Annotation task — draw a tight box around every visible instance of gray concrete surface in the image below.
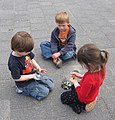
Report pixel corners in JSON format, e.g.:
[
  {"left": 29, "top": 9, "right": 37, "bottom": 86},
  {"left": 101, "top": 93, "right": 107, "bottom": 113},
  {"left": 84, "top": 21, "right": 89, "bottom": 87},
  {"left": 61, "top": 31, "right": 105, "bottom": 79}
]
[{"left": 0, "top": 0, "right": 115, "bottom": 120}]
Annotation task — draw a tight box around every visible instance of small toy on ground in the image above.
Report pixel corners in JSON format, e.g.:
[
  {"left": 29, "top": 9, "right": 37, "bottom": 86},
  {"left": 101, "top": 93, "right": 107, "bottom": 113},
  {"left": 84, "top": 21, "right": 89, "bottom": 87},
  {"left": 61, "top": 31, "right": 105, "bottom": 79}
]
[
  {"left": 61, "top": 80, "right": 72, "bottom": 90},
  {"left": 61, "top": 70, "right": 80, "bottom": 90}
]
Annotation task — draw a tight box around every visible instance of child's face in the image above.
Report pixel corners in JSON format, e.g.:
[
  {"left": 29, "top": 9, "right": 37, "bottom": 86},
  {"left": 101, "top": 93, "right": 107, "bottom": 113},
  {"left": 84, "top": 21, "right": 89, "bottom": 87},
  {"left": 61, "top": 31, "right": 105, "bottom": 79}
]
[
  {"left": 57, "top": 22, "right": 69, "bottom": 32},
  {"left": 16, "top": 51, "right": 30, "bottom": 56}
]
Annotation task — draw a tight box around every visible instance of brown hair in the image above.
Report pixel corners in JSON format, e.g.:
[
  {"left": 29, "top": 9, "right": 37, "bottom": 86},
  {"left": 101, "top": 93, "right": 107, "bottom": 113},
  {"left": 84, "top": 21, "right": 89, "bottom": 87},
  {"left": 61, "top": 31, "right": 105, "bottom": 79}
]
[
  {"left": 55, "top": 11, "right": 69, "bottom": 24},
  {"left": 11, "top": 31, "right": 34, "bottom": 52},
  {"left": 77, "top": 44, "right": 109, "bottom": 71}
]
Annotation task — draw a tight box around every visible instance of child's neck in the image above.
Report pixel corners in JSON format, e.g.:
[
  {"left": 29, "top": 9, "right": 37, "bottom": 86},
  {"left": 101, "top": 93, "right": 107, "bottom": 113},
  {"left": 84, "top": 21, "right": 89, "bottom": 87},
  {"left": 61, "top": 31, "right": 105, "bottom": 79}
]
[
  {"left": 90, "top": 67, "right": 101, "bottom": 73},
  {"left": 12, "top": 51, "right": 22, "bottom": 57}
]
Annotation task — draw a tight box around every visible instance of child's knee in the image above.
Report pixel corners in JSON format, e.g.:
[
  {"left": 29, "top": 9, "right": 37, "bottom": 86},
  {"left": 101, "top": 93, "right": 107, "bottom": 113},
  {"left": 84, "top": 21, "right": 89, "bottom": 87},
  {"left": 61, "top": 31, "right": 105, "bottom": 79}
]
[
  {"left": 40, "top": 41, "right": 46, "bottom": 46},
  {"left": 42, "top": 77, "right": 54, "bottom": 91},
  {"left": 41, "top": 87, "right": 49, "bottom": 96},
  {"left": 36, "top": 87, "right": 49, "bottom": 100},
  {"left": 60, "top": 93, "right": 66, "bottom": 103},
  {"left": 47, "top": 80, "right": 54, "bottom": 91},
  {"left": 40, "top": 41, "right": 50, "bottom": 47}
]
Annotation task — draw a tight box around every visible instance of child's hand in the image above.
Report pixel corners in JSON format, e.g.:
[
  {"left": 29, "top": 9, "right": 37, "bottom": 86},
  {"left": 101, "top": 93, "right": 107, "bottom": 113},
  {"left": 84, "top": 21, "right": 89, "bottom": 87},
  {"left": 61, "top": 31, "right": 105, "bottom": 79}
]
[
  {"left": 53, "top": 57, "right": 61, "bottom": 64},
  {"left": 33, "top": 73, "right": 41, "bottom": 80},
  {"left": 70, "top": 77, "right": 77, "bottom": 83},
  {"left": 52, "top": 52, "right": 60, "bottom": 59},
  {"left": 71, "top": 72, "right": 83, "bottom": 79},
  {"left": 53, "top": 58, "right": 58, "bottom": 64},
  {"left": 70, "top": 77, "right": 80, "bottom": 88},
  {"left": 40, "top": 69, "right": 47, "bottom": 74},
  {"left": 70, "top": 73, "right": 77, "bottom": 79}
]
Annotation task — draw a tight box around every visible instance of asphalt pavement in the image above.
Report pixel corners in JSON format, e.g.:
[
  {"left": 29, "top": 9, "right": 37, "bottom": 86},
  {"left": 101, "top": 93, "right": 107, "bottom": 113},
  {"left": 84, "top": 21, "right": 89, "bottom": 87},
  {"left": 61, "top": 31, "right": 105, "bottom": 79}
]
[{"left": 0, "top": 0, "right": 115, "bottom": 120}]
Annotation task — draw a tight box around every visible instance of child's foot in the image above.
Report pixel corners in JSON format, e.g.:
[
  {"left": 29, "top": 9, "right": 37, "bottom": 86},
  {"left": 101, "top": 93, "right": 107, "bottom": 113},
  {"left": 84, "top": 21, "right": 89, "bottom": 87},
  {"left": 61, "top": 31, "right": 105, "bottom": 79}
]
[
  {"left": 16, "top": 87, "right": 23, "bottom": 94},
  {"left": 55, "top": 59, "right": 62, "bottom": 68},
  {"left": 69, "top": 104, "right": 82, "bottom": 114},
  {"left": 85, "top": 97, "right": 97, "bottom": 112}
]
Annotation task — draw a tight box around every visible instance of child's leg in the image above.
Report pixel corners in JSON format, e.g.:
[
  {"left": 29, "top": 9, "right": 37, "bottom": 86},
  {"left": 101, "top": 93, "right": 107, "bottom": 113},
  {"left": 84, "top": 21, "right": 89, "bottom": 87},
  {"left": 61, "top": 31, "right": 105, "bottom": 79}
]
[
  {"left": 39, "top": 75, "right": 54, "bottom": 91},
  {"left": 61, "top": 90, "right": 74, "bottom": 104},
  {"left": 61, "top": 85, "right": 79, "bottom": 105},
  {"left": 40, "top": 41, "right": 52, "bottom": 59},
  {"left": 85, "top": 97, "right": 97, "bottom": 112},
  {"left": 60, "top": 51, "right": 76, "bottom": 61},
  {"left": 61, "top": 90, "right": 82, "bottom": 114},
  {"left": 21, "top": 81, "right": 50, "bottom": 100},
  {"left": 61, "top": 85, "right": 85, "bottom": 114}
]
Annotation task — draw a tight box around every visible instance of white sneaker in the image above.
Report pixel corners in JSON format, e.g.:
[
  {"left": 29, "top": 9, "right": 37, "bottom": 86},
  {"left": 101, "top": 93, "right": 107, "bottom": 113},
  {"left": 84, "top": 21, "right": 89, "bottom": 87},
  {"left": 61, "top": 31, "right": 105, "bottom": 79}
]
[{"left": 16, "top": 87, "right": 23, "bottom": 94}]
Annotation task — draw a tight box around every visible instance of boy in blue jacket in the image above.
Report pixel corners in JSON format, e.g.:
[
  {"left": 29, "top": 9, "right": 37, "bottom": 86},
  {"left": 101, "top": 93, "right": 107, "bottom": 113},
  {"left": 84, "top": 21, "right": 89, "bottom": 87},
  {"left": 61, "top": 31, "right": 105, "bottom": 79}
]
[{"left": 40, "top": 11, "right": 77, "bottom": 68}]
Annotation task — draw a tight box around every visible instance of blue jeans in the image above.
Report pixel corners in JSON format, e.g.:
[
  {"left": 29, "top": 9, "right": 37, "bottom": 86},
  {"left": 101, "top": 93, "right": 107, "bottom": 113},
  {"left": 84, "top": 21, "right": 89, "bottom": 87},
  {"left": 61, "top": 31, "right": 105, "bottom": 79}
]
[
  {"left": 40, "top": 41, "right": 76, "bottom": 60},
  {"left": 16, "top": 75, "right": 54, "bottom": 100}
]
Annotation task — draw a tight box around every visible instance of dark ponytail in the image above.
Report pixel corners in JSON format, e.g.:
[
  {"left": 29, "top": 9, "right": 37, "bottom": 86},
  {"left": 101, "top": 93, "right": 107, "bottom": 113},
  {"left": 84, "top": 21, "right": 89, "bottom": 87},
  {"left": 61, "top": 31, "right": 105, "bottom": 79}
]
[
  {"left": 100, "top": 50, "right": 109, "bottom": 69},
  {"left": 100, "top": 50, "right": 109, "bottom": 64}
]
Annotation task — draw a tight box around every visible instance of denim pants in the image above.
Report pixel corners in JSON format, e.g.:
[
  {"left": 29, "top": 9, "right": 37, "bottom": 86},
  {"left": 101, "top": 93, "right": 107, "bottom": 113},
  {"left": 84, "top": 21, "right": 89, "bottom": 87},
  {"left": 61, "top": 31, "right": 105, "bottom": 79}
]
[
  {"left": 40, "top": 41, "right": 76, "bottom": 60},
  {"left": 16, "top": 75, "right": 54, "bottom": 100}
]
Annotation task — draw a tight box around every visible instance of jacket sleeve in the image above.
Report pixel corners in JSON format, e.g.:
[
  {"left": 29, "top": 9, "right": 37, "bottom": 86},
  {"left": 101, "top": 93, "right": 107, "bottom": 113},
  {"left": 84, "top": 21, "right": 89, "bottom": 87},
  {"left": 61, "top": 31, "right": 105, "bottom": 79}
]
[
  {"left": 51, "top": 32, "right": 58, "bottom": 54},
  {"left": 60, "top": 33, "right": 76, "bottom": 55}
]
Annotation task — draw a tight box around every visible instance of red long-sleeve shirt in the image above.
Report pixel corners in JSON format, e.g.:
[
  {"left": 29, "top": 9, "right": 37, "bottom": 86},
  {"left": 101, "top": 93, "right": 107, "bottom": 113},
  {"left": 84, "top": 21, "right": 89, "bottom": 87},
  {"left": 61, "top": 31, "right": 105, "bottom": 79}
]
[{"left": 76, "top": 68, "right": 106, "bottom": 104}]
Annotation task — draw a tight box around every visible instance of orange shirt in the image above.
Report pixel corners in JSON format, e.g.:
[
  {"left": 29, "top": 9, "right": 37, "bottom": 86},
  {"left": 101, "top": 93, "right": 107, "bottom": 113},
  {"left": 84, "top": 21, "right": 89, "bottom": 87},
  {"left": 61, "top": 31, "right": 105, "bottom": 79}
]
[{"left": 58, "top": 26, "right": 70, "bottom": 46}]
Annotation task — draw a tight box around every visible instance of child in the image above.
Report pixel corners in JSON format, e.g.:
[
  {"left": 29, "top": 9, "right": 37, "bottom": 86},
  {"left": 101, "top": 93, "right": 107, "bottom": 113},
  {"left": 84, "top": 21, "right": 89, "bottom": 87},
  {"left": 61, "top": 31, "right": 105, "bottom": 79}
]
[
  {"left": 8, "top": 31, "right": 54, "bottom": 100},
  {"left": 60, "top": 43, "right": 109, "bottom": 114},
  {"left": 40, "top": 11, "right": 77, "bottom": 68}
]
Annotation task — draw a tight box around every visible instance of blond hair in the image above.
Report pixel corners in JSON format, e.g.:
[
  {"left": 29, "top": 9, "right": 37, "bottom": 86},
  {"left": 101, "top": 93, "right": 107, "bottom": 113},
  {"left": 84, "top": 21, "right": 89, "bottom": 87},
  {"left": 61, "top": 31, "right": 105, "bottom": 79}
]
[{"left": 55, "top": 11, "right": 69, "bottom": 24}]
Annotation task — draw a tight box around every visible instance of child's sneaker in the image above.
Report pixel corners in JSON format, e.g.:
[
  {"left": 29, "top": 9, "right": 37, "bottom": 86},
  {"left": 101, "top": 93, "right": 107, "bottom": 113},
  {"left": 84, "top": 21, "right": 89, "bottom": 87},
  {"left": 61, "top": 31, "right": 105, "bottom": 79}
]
[
  {"left": 56, "top": 59, "right": 62, "bottom": 68},
  {"left": 16, "top": 87, "right": 23, "bottom": 94}
]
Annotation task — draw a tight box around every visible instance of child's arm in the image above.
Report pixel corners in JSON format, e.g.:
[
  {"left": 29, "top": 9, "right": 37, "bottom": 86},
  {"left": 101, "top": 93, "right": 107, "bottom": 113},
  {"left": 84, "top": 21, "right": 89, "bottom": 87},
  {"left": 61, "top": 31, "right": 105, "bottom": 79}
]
[
  {"left": 71, "top": 72, "right": 84, "bottom": 79},
  {"left": 70, "top": 77, "right": 80, "bottom": 88},
  {"left": 52, "top": 52, "right": 61, "bottom": 59},
  {"left": 50, "top": 31, "right": 59, "bottom": 54},
  {"left": 31, "top": 59, "right": 42, "bottom": 71},
  {"left": 15, "top": 73, "right": 39, "bottom": 81},
  {"left": 31, "top": 59, "right": 46, "bottom": 73}
]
